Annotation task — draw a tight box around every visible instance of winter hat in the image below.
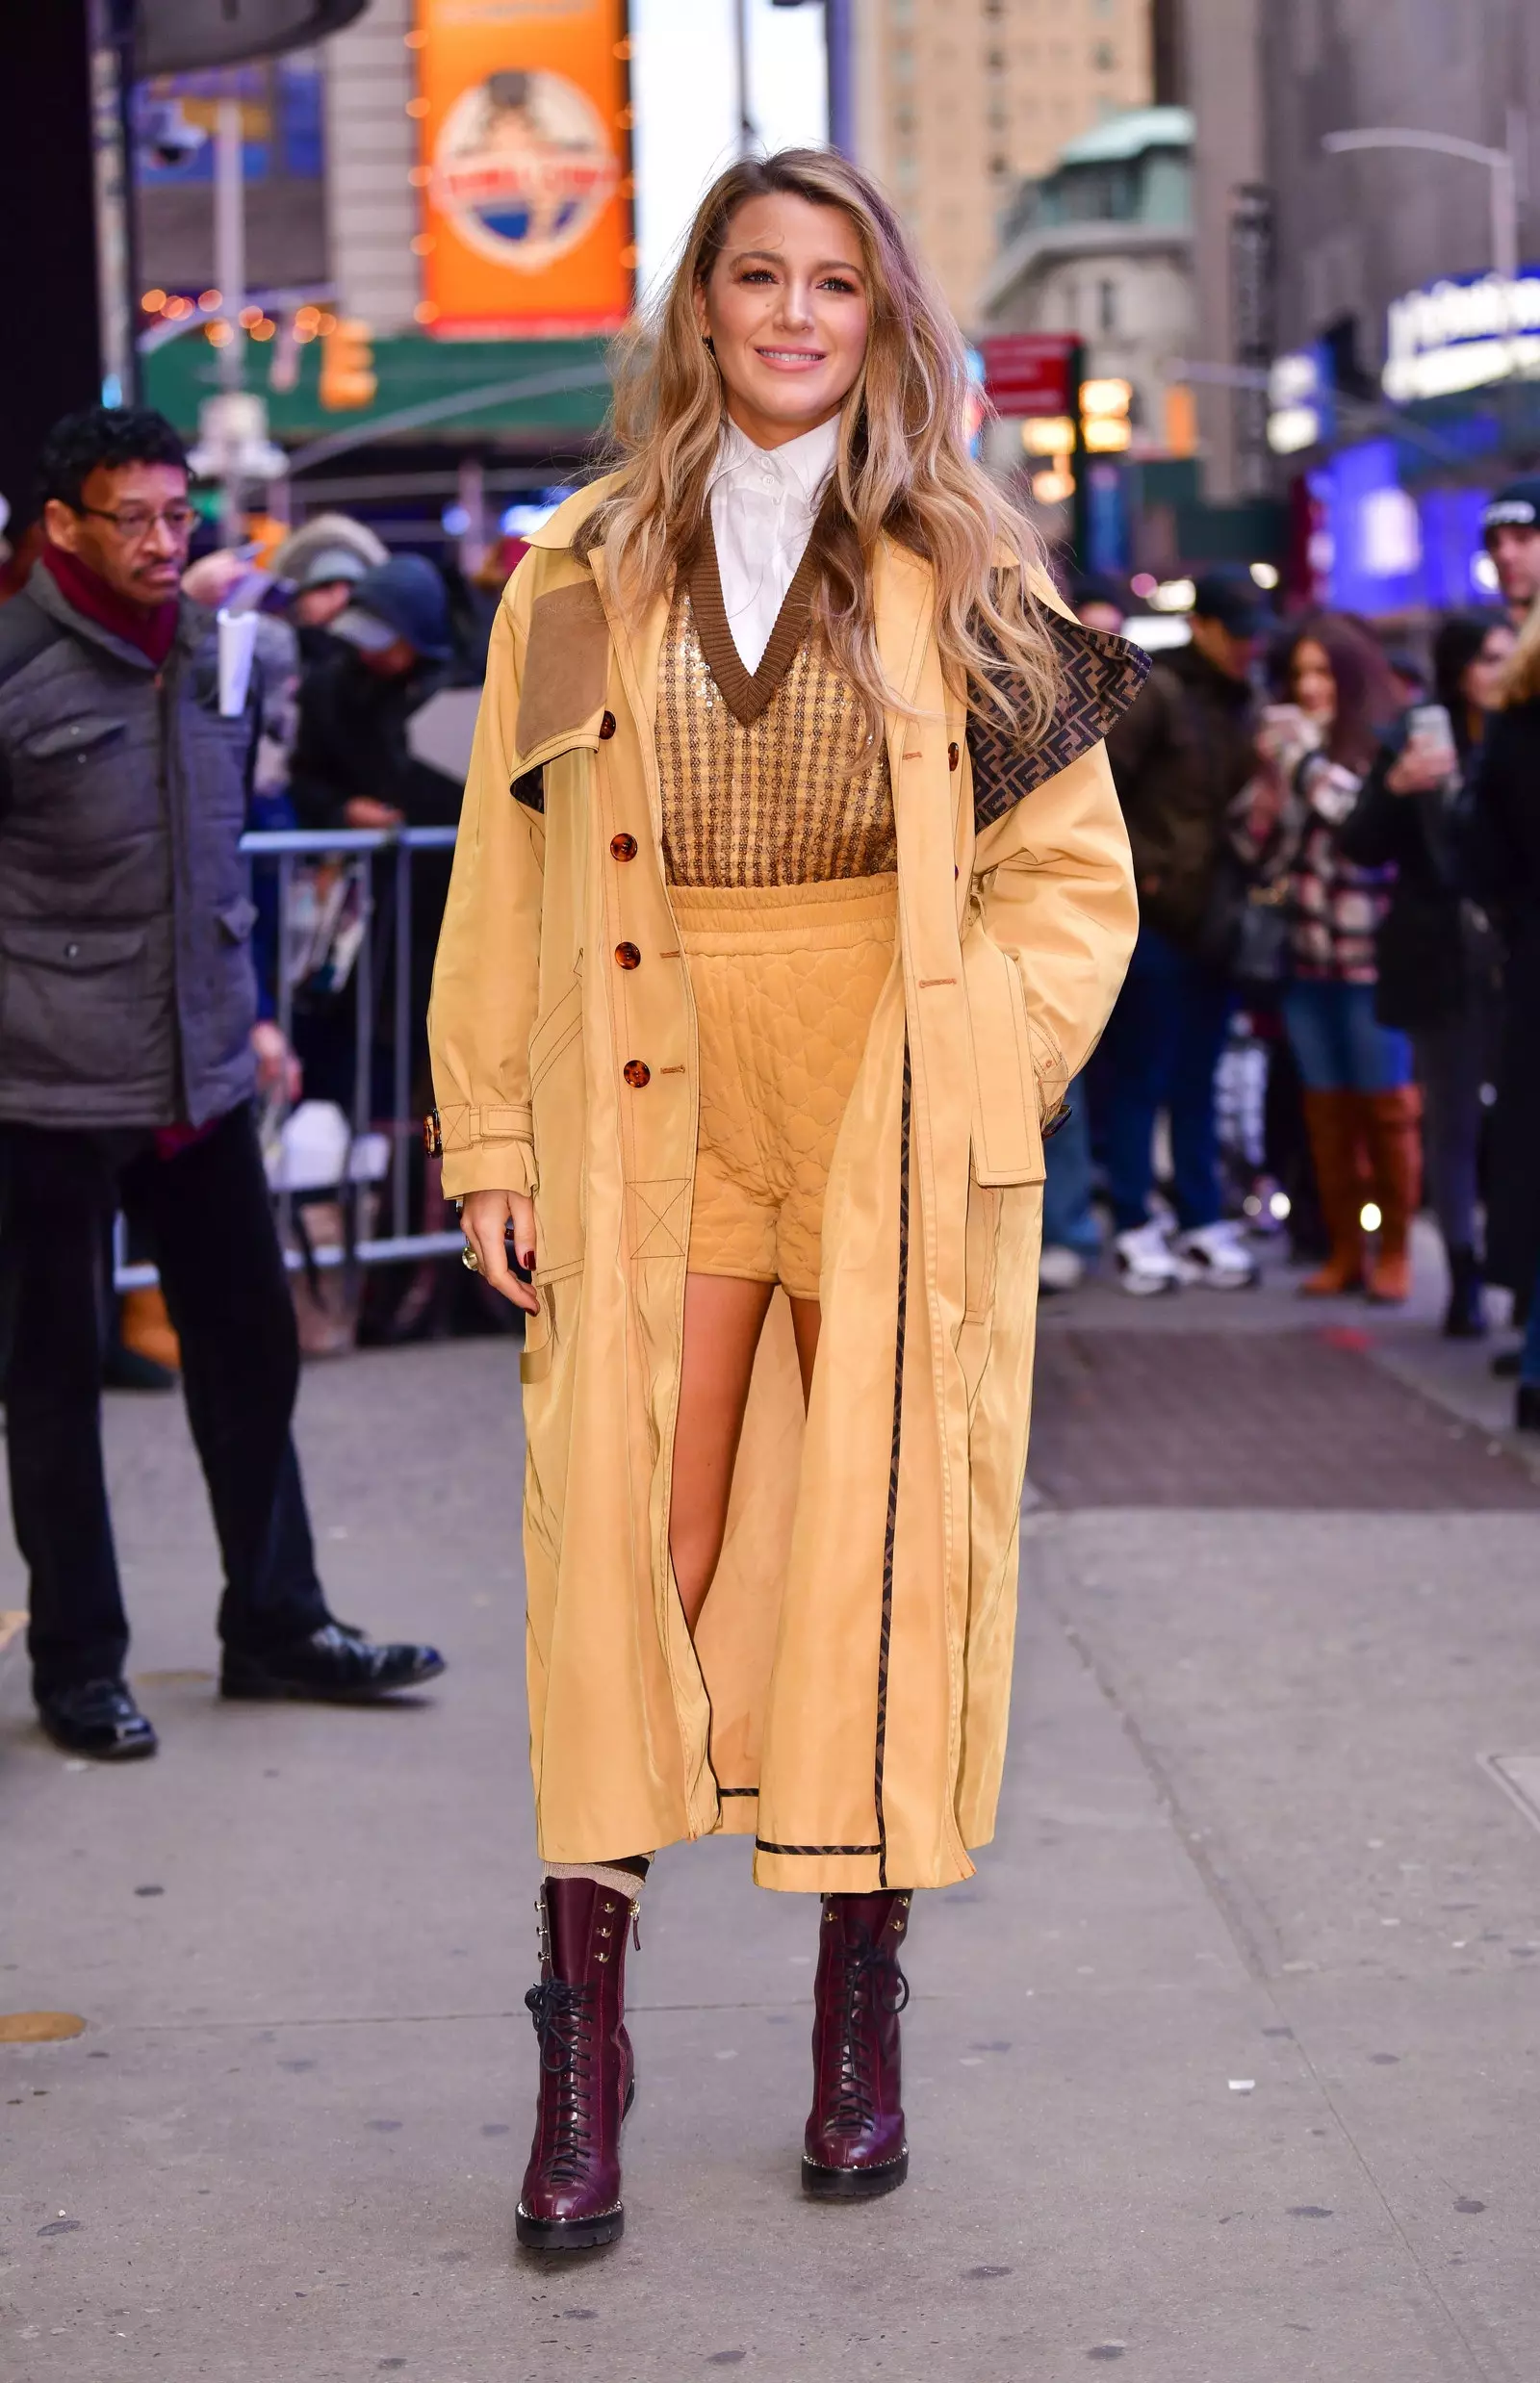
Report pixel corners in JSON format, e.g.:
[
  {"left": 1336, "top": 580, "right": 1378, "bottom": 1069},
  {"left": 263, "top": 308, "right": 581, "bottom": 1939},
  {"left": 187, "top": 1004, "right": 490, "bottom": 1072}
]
[
  {"left": 272, "top": 511, "right": 388, "bottom": 592},
  {"left": 331, "top": 554, "right": 453, "bottom": 663},
  {"left": 1481, "top": 476, "right": 1540, "bottom": 535}
]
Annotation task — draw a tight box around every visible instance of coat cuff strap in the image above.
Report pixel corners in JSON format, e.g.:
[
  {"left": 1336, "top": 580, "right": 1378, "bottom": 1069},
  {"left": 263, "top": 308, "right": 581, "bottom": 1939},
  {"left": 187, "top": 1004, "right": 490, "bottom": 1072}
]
[{"left": 426, "top": 1104, "right": 538, "bottom": 1199}]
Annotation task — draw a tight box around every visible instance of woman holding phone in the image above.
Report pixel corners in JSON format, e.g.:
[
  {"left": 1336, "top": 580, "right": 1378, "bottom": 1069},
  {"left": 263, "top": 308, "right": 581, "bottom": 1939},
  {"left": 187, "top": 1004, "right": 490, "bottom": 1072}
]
[
  {"left": 427, "top": 149, "right": 1142, "bottom": 2249},
  {"left": 1338, "top": 613, "right": 1514, "bottom": 1335},
  {"left": 1241, "top": 614, "right": 1411, "bottom": 1300}
]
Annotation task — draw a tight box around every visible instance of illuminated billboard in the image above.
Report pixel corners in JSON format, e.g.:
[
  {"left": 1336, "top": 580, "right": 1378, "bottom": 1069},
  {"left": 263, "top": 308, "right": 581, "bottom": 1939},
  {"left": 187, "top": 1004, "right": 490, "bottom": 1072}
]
[{"left": 414, "top": 0, "right": 634, "bottom": 338}]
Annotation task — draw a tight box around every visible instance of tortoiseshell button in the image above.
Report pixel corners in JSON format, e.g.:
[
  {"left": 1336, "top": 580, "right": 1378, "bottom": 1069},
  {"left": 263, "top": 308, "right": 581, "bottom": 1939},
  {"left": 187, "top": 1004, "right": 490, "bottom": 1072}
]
[
  {"left": 615, "top": 942, "right": 641, "bottom": 970},
  {"left": 599, "top": 710, "right": 617, "bottom": 740},
  {"left": 610, "top": 832, "right": 637, "bottom": 861},
  {"left": 623, "top": 1060, "right": 651, "bottom": 1089},
  {"left": 948, "top": 741, "right": 960, "bottom": 770}
]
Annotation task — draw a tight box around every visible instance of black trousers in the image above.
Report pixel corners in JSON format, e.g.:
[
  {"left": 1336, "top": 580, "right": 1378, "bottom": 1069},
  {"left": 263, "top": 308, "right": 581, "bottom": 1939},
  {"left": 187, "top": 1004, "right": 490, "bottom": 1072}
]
[{"left": 0, "top": 1105, "right": 330, "bottom": 1698}]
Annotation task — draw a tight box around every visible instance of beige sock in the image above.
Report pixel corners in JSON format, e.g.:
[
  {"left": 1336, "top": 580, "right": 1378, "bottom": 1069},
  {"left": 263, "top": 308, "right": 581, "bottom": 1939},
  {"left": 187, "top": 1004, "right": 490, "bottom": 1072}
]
[{"left": 544, "top": 1859, "right": 648, "bottom": 1903}]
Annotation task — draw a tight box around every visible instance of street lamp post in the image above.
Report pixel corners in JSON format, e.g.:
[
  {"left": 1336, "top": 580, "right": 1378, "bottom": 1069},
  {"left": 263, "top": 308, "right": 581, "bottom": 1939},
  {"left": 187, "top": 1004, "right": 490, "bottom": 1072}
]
[
  {"left": 1322, "top": 123, "right": 1521, "bottom": 286},
  {"left": 764, "top": 0, "right": 855, "bottom": 158}
]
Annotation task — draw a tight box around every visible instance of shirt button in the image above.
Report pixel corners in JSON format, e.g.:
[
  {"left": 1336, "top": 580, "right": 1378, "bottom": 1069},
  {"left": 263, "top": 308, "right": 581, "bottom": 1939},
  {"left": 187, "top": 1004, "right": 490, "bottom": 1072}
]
[
  {"left": 615, "top": 942, "right": 641, "bottom": 970},
  {"left": 623, "top": 1060, "right": 651, "bottom": 1089},
  {"left": 610, "top": 833, "right": 638, "bottom": 861},
  {"left": 64, "top": 941, "right": 80, "bottom": 959},
  {"left": 948, "top": 741, "right": 961, "bottom": 770},
  {"left": 599, "top": 710, "right": 617, "bottom": 740}
]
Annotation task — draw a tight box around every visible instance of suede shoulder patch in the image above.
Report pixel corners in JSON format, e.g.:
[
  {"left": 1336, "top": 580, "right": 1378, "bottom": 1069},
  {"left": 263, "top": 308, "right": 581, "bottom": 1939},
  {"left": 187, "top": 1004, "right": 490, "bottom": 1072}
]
[{"left": 515, "top": 577, "right": 610, "bottom": 757}]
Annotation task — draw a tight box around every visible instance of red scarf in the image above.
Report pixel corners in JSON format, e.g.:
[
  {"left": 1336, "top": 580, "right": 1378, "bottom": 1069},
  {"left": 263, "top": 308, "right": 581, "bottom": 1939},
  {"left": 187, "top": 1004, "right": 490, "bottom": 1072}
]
[{"left": 41, "top": 543, "right": 179, "bottom": 667}]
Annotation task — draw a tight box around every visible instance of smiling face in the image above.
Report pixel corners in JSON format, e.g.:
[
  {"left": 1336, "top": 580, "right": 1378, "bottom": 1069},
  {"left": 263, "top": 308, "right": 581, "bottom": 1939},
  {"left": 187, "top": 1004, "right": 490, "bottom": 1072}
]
[{"left": 693, "top": 192, "right": 871, "bottom": 450}]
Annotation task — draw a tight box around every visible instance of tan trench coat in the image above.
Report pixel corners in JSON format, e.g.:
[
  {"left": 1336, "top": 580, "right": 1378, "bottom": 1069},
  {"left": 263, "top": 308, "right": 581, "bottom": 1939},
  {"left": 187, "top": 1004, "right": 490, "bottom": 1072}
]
[{"left": 428, "top": 478, "right": 1142, "bottom": 1892}]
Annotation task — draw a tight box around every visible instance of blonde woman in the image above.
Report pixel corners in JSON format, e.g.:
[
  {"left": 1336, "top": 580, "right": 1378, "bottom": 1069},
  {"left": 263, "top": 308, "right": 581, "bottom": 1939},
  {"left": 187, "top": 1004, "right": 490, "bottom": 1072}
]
[{"left": 428, "top": 150, "right": 1142, "bottom": 2250}]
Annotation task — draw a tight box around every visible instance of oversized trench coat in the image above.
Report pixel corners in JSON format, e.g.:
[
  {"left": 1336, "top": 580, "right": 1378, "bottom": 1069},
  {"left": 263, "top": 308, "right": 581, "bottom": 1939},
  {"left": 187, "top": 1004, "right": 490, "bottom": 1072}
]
[{"left": 427, "top": 477, "right": 1144, "bottom": 1893}]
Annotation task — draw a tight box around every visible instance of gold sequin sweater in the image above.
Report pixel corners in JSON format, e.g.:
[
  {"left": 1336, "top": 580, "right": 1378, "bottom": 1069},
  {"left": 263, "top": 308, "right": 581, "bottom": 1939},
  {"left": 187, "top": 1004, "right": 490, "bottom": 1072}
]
[{"left": 656, "top": 513, "right": 895, "bottom": 887}]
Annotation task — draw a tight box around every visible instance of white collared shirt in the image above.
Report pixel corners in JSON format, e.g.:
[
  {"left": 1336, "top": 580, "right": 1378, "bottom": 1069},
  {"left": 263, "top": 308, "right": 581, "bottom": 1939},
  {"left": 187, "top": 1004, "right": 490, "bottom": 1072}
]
[{"left": 706, "top": 414, "right": 840, "bottom": 673}]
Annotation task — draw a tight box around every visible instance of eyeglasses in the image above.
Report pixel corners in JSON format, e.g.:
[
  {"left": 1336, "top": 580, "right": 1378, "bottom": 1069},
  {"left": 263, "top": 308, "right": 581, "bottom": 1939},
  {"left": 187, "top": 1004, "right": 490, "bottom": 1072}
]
[{"left": 77, "top": 502, "right": 197, "bottom": 543}]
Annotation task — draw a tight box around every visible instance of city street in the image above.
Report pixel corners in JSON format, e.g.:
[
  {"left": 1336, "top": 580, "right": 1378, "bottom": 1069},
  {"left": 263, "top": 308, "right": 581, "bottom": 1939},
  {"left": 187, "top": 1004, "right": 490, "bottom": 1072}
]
[{"left": 6, "top": 1243, "right": 1540, "bottom": 2382}]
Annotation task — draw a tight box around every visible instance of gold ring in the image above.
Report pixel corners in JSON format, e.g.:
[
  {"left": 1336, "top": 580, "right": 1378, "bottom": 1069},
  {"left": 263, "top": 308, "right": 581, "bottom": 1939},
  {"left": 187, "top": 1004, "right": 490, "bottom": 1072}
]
[{"left": 460, "top": 1241, "right": 481, "bottom": 1273}]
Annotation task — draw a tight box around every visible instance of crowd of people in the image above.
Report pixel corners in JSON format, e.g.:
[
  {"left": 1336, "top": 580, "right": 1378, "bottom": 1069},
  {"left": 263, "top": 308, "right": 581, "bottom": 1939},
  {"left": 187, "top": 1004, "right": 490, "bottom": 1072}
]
[{"left": 1040, "top": 480, "right": 1540, "bottom": 1428}]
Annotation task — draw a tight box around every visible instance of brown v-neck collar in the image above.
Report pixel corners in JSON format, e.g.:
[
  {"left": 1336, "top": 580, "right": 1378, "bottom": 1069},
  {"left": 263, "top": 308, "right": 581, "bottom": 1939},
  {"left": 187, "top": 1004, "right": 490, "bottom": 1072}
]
[{"left": 686, "top": 499, "right": 821, "bottom": 728}]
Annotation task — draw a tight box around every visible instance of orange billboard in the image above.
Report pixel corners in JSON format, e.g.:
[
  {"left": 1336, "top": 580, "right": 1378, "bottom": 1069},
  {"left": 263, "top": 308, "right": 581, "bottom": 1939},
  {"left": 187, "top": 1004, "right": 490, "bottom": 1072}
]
[{"left": 414, "top": 0, "right": 633, "bottom": 338}]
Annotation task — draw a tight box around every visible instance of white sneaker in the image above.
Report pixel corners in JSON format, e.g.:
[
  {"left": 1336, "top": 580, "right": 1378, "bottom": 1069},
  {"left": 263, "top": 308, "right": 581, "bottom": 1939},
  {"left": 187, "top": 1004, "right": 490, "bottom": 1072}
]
[
  {"left": 1039, "top": 1243, "right": 1086, "bottom": 1294},
  {"left": 1114, "top": 1220, "right": 1184, "bottom": 1295},
  {"left": 1172, "top": 1219, "right": 1260, "bottom": 1289}
]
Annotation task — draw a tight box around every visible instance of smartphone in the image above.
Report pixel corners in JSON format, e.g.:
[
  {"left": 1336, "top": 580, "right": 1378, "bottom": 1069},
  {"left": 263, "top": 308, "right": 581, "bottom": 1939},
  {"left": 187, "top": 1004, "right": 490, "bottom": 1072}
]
[{"left": 1406, "top": 702, "right": 1456, "bottom": 768}]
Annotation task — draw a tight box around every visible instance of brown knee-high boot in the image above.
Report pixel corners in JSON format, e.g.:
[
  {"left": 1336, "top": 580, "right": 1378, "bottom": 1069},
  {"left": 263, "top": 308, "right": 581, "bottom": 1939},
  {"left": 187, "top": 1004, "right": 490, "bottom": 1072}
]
[
  {"left": 515, "top": 1878, "right": 638, "bottom": 2250},
  {"left": 1363, "top": 1085, "right": 1424, "bottom": 1304},
  {"left": 803, "top": 1890, "right": 911, "bottom": 2199},
  {"left": 1297, "top": 1089, "right": 1372, "bottom": 1296}
]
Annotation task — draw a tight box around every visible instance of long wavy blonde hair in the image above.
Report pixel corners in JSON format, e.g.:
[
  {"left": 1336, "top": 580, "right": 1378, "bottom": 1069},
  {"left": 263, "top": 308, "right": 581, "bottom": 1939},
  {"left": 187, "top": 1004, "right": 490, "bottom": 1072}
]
[{"left": 575, "top": 148, "right": 1060, "bottom": 737}]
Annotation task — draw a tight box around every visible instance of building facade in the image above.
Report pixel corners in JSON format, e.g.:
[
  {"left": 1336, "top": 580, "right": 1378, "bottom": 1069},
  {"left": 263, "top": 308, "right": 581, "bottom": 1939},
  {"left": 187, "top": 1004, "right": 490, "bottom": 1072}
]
[
  {"left": 1258, "top": 0, "right": 1540, "bottom": 613},
  {"left": 853, "top": 0, "right": 1153, "bottom": 328},
  {"left": 977, "top": 106, "right": 1194, "bottom": 459}
]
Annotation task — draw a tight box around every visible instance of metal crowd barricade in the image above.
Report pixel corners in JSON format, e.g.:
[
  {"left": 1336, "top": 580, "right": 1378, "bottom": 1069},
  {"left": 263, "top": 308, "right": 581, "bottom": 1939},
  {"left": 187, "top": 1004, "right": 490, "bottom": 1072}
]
[{"left": 114, "top": 824, "right": 463, "bottom": 1292}]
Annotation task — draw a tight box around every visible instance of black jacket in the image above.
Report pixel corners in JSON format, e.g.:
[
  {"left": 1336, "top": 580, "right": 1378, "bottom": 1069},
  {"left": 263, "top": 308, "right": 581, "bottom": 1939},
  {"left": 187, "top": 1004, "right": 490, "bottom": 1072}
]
[
  {"left": 288, "top": 647, "right": 461, "bottom": 833},
  {"left": 1103, "top": 641, "right": 1259, "bottom": 952},
  {"left": 1337, "top": 723, "right": 1491, "bottom": 1032},
  {"left": 1466, "top": 698, "right": 1540, "bottom": 1294},
  {"left": 0, "top": 568, "right": 260, "bottom": 1129}
]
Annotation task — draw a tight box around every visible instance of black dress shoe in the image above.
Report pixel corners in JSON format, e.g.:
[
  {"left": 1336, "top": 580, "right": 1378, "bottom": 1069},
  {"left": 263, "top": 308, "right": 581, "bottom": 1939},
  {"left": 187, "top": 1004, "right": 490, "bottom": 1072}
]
[
  {"left": 38, "top": 1678, "right": 158, "bottom": 1761},
  {"left": 219, "top": 1621, "right": 446, "bottom": 1703}
]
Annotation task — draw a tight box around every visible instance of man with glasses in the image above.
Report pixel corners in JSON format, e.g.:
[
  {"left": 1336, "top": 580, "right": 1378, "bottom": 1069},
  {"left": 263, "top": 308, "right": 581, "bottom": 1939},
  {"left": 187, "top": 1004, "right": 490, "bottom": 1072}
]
[{"left": 0, "top": 405, "right": 444, "bottom": 1759}]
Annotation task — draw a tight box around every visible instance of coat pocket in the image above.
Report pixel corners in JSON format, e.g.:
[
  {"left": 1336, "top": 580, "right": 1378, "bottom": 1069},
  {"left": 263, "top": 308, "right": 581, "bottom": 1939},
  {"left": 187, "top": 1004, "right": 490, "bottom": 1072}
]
[
  {"left": 19, "top": 713, "right": 129, "bottom": 765},
  {"left": 520, "top": 1290, "right": 554, "bottom": 1385},
  {"left": 960, "top": 915, "right": 1045, "bottom": 1187},
  {"left": 0, "top": 918, "right": 151, "bottom": 1087}
]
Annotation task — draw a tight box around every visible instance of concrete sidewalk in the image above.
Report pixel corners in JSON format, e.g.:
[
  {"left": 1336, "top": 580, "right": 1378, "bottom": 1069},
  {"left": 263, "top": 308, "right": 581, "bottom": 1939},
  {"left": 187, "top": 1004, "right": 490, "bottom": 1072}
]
[{"left": 3, "top": 1307, "right": 1539, "bottom": 2380}]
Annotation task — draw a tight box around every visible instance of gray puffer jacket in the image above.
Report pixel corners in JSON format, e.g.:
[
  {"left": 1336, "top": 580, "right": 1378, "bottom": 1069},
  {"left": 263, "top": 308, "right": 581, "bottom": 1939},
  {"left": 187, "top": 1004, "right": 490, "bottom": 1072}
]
[{"left": 0, "top": 565, "right": 260, "bottom": 1129}]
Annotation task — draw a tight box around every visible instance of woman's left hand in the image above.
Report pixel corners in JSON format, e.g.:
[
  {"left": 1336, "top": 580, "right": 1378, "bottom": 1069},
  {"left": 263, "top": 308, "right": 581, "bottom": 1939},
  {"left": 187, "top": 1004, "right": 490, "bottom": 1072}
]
[{"left": 1385, "top": 738, "right": 1453, "bottom": 797}]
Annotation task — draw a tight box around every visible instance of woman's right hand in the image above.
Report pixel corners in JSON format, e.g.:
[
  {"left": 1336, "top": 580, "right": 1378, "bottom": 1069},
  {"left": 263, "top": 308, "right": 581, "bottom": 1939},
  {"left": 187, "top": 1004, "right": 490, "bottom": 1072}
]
[{"left": 461, "top": 1188, "right": 539, "bottom": 1313}]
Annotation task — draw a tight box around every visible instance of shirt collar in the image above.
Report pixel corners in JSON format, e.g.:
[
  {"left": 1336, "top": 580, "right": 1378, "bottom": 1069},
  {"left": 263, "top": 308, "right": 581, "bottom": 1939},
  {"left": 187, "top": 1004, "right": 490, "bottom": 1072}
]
[{"left": 710, "top": 413, "right": 840, "bottom": 507}]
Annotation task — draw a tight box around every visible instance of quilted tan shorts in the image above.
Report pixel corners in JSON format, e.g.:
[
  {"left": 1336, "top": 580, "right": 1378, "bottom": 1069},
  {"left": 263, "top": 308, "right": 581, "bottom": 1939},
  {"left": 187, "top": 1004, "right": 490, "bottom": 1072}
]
[{"left": 673, "top": 873, "right": 899, "bottom": 1301}]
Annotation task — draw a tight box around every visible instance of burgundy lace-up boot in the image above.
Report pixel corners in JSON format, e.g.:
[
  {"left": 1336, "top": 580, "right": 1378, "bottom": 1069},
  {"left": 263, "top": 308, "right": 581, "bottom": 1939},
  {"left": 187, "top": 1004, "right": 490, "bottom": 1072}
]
[
  {"left": 802, "top": 1889, "right": 911, "bottom": 2200},
  {"left": 515, "top": 1878, "right": 638, "bottom": 2250}
]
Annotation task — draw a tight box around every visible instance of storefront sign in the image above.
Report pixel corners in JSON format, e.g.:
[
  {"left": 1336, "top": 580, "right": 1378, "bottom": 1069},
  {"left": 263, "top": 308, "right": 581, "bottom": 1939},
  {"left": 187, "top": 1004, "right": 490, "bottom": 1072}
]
[
  {"left": 1382, "top": 267, "right": 1540, "bottom": 403},
  {"left": 981, "top": 333, "right": 1077, "bottom": 416},
  {"left": 415, "top": 0, "right": 633, "bottom": 338}
]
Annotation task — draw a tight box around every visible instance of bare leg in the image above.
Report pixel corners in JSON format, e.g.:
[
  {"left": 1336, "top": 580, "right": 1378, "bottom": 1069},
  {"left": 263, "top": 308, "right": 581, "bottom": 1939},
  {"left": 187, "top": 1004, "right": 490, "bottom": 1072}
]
[
  {"left": 671, "top": 1273, "right": 775, "bottom": 1632},
  {"left": 787, "top": 1296, "right": 821, "bottom": 1406}
]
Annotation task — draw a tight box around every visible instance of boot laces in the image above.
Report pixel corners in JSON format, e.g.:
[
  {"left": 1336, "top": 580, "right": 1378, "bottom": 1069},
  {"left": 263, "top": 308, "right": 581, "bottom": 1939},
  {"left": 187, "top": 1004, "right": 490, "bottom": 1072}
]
[
  {"left": 525, "top": 1979, "right": 596, "bottom": 2184},
  {"left": 828, "top": 1930, "right": 909, "bottom": 2139}
]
